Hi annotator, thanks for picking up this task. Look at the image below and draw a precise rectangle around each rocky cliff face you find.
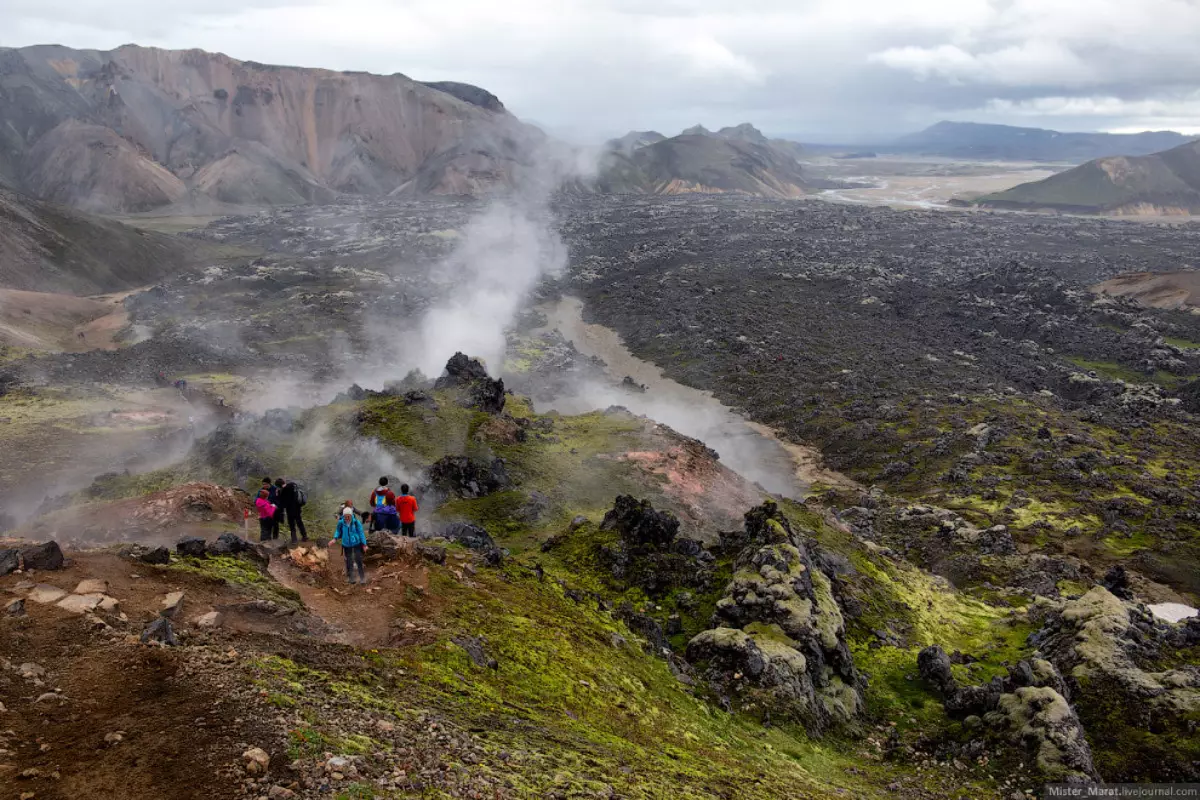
[0,44,541,212]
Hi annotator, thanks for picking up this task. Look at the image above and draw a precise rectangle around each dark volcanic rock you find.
[208,533,253,556]
[20,541,64,571]
[917,645,956,696]
[176,537,208,558]
[594,496,711,595]
[439,522,496,551]
[415,543,447,565]
[425,455,511,499]
[601,495,680,549]
[1101,564,1134,600]
[452,635,499,669]
[140,616,178,646]
[434,352,506,413]
[122,544,171,565]
[0,548,18,576]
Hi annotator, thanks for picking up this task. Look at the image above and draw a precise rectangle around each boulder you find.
[434,352,506,413]
[917,645,956,696]
[439,522,496,551]
[197,611,225,629]
[0,548,18,576]
[122,544,170,565]
[56,593,105,614]
[75,579,109,595]
[415,543,446,565]
[140,616,177,646]
[19,541,64,571]
[5,597,26,616]
[601,495,680,550]
[243,746,270,775]
[1033,587,1200,780]
[176,537,207,557]
[452,635,498,669]
[27,584,68,604]
[208,533,253,556]
[160,591,185,618]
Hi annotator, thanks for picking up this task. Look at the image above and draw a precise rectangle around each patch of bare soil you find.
[269,540,435,648]
[1092,269,1200,310]
[0,553,285,800]
[34,483,252,548]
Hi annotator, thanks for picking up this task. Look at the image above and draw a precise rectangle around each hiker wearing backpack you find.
[278,478,309,544]
[369,476,400,534]
[331,506,368,584]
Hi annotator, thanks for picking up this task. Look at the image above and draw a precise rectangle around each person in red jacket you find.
[396,483,419,536]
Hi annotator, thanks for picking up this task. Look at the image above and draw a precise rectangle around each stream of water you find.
[533,296,857,500]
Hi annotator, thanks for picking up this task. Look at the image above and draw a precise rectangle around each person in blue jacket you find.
[330,505,369,584]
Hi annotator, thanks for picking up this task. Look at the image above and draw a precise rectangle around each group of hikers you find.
[253,475,419,585]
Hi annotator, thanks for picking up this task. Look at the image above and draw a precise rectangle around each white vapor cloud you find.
[1,0,1198,139]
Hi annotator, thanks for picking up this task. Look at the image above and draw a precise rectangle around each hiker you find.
[278,478,308,543]
[331,506,368,584]
[369,476,400,534]
[272,478,289,540]
[255,489,277,542]
[262,477,281,539]
[396,483,419,537]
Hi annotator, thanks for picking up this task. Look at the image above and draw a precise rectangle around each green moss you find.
[170,555,304,610]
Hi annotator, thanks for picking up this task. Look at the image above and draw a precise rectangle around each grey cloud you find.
[0,0,1197,140]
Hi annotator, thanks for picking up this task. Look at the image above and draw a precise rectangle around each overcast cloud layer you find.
[2,0,1198,141]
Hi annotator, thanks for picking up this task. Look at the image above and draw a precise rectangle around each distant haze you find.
[2,0,1199,142]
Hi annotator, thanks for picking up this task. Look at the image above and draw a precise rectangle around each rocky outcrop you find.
[1033,587,1200,780]
[918,644,1098,782]
[0,44,544,212]
[686,501,864,733]
[425,456,511,499]
[434,352,506,413]
[593,495,713,595]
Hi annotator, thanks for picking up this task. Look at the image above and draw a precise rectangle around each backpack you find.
[291,482,308,507]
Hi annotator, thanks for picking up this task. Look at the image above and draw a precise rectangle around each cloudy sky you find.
[2,0,1198,141]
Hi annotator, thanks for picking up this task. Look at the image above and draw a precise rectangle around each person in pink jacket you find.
[255,489,277,542]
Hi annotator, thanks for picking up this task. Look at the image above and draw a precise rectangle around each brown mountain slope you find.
[0,185,198,294]
[0,44,540,212]
[1092,271,1200,310]
[978,139,1200,215]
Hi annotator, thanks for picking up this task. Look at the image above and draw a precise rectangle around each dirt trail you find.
[267,543,432,648]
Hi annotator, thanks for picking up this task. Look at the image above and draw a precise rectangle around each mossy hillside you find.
[843,550,1035,741]
[250,557,1006,799]
[170,554,304,610]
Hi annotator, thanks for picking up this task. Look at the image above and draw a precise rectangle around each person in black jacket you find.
[275,478,307,543]
[262,477,280,539]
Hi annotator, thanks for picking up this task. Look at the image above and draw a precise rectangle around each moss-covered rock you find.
[1035,586,1200,780]
[687,501,864,733]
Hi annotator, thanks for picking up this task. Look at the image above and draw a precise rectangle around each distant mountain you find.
[0,185,197,294]
[976,139,1200,215]
[606,130,667,156]
[588,133,811,198]
[588,123,810,198]
[894,121,1189,163]
[0,44,542,213]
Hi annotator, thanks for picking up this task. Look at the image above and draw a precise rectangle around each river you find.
[532,296,858,500]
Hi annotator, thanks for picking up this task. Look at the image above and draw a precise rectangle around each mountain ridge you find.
[976,138,1200,215]
[0,43,541,212]
[893,120,1190,163]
